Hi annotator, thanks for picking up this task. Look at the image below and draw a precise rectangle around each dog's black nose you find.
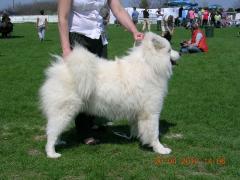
[179,52,182,56]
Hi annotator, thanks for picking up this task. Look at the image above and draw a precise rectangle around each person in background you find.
[202,8,210,26]
[194,8,199,24]
[177,6,183,26]
[161,15,175,42]
[181,8,188,27]
[156,8,163,30]
[132,7,139,26]
[142,7,151,31]
[198,8,203,25]
[180,22,208,53]
[36,10,48,42]
[1,12,13,38]
[58,0,144,145]
[220,9,228,27]
[188,8,195,25]
[214,11,221,28]
[210,9,216,26]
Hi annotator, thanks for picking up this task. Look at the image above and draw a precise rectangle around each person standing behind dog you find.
[58,0,144,145]
[161,15,175,42]
[36,10,48,42]
[142,8,151,31]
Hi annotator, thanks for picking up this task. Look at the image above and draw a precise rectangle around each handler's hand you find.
[133,31,144,41]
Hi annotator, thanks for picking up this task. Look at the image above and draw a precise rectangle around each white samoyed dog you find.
[40,32,180,158]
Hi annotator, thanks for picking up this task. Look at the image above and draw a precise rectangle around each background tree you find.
[149,0,162,8]
[137,0,168,8]
[139,0,149,8]
[2,1,57,15]
[227,8,235,12]
[129,0,141,8]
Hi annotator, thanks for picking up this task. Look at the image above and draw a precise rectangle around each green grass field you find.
[0,23,239,179]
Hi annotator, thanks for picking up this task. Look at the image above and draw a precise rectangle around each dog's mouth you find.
[170,59,177,66]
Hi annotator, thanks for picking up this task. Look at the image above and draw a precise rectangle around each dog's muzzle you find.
[170,51,181,66]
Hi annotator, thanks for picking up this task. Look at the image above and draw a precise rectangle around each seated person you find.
[180,22,208,53]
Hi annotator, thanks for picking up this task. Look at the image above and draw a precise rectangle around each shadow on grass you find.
[57,124,132,152]
[43,39,53,42]
[0,35,25,39]
[57,119,176,152]
[159,119,176,137]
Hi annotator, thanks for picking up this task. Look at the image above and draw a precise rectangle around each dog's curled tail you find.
[65,47,97,99]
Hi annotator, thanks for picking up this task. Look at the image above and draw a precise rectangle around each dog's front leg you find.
[151,139,172,155]
[138,113,171,154]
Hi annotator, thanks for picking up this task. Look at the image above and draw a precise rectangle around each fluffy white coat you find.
[40,32,180,158]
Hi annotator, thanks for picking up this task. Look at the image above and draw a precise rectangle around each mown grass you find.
[0,23,239,179]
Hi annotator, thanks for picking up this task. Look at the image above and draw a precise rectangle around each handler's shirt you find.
[69,0,108,39]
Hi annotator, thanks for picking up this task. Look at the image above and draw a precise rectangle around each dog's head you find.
[138,32,181,66]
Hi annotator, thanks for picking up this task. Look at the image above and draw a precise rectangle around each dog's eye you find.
[168,49,171,53]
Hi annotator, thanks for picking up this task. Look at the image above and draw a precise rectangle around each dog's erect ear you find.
[152,38,165,49]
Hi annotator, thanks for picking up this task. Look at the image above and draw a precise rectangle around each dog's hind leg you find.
[45,102,80,158]
[138,113,171,155]
[46,115,71,158]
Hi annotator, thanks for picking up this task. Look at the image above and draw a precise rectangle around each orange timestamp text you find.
[154,156,226,166]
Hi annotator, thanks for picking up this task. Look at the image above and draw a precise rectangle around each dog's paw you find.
[47,152,62,158]
[153,146,172,155]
